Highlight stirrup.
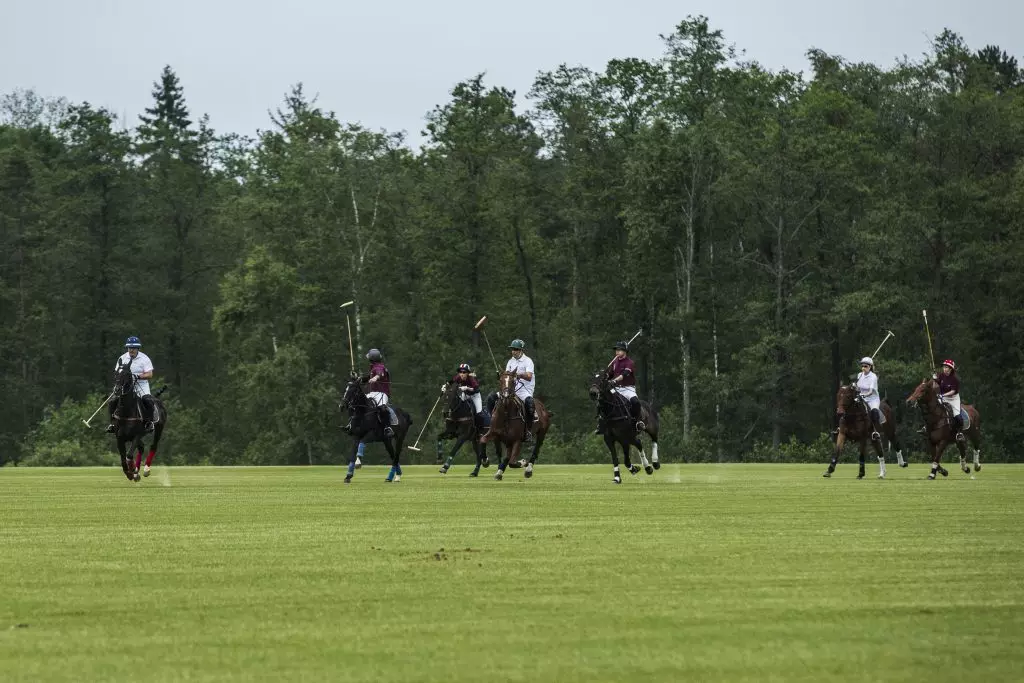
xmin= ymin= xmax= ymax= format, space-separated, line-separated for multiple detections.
xmin=384 ymin=426 xmax=395 ymax=438
xmin=635 ymin=420 xmax=645 ymax=432
xmin=955 ymin=432 xmax=965 ymax=442
xmin=105 ymin=424 xmax=116 ymax=433
xmin=870 ymin=430 xmax=880 ymax=441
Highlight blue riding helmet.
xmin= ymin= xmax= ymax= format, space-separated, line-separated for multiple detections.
xmin=125 ymin=336 xmax=142 ymax=349
xmin=458 ymin=363 xmax=472 ymax=373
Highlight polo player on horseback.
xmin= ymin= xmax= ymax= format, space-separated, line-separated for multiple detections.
xmin=595 ymin=340 xmax=645 ymax=434
xmin=448 ymin=362 xmax=484 ymax=422
xmin=938 ymin=359 xmax=965 ymax=442
xmin=354 ymin=348 xmax=399 ymax=437
xmin=855 ymin=356 xmax=883 ymax=441
xmin=106 ymin=335 xmax=158 ymax=433
xmin=487 ymin=339 xmax=536 ymax=442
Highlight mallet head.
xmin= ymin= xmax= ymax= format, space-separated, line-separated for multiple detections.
xmin=340 ymin=301 xmax=354 ymax=309
xmin=474 ymin=315 xmax=487 ymax=330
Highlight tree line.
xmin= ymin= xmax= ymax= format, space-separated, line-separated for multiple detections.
xmin=3 ymin=17 xmax=1023 ymax=466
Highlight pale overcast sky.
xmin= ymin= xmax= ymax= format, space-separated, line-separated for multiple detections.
xmin=2 ymin=0 xmax=1021 ymax=144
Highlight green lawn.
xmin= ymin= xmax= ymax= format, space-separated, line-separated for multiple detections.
xmin=1 ymin=463 xmax=1022 ymax=682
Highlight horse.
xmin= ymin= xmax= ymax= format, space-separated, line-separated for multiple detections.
xmin=906 ymin=378 xmax=982 ymax=478
xmin=340 ymin=380 xmax=413 ymax=483
xmin=824 ymin=384 xmax=904 ymax=479
xmin=436 ymin=381 xmax=492 ymax=477
xmin=110 ymin=360 xmax=167 ymax=482
xmin=587 ymin=372 xmax=660 ymax=484
xmin=480 ymin=369 xmax=551 ymax=480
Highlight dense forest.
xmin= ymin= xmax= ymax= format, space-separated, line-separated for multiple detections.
xmin=3 ymin=18 xmax=1023 ymax=466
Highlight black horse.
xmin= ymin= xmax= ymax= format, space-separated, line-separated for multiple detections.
xmin=111 ymin=360 xmax=167 ymax=482
xmin=436 ymin=382 xmax=492 ymax=477
xmin=588 ymin=372 xmax=660 ymax=484
xmin=340 ymin=380 xmax=413 ymax=483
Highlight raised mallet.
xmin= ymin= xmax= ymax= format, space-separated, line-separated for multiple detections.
xmin=340 ymin=301 xmax=355 ymax=374
xmin=871 ymin=330 xmax=895 ymax=359
xmin=923 ymin=309 xmax=937 ymax=373
xmin=607 ymin=328 xmax=643 ymax=368
xmin=83 ymin=390 xmax=116 ymax=428
xmin=407 ymin=392 xmax=443 ymax=452
xmin=475 ymin=315 xmax=500 ymax=372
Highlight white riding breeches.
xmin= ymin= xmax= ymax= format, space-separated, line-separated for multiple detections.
xmin=613 ymin=386 xmax=637 ymax=401
xmin=515 ymin=386 xmax=532 ymax=402
xmin=861 ymin=395 xmax=880 ymax=411
xmin=941 ymin=394 xmax=961 ymax=416
xmin=366 ymin=392 xmax=390 ymax=407
xmin=466 ymin=393 xmax=483 ymax=413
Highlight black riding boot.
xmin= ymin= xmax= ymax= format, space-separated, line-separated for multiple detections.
xmin=143 ymin=396 xmax=155 ymax=432
xmin=953 ymin=415 xmax=965 ymax=442
xmin=869 ymin=408 xmax=882 ymax=441
xmin=524 ymin=398 xmax=535 ymax=442
xmin=629 ymin=397 xmax=645 ymax=431
xmin=379 ymin=407 xmax=394 ymax=437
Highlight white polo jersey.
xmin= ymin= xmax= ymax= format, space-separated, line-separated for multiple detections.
xmin=505 ymin=354 xmax=535 ymax=399
xmin=116 ymin=352 xmax=154 ymax=396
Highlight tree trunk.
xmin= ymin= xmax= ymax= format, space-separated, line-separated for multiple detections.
xmin=513 ymin=217 xmax=539 ymax=349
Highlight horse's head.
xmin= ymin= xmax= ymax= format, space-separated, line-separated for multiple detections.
xmin=907 ymin=377 xmax=938 ymax=407
xmin=341 ymin=378 xmax=368 ymax=411
xmin=441 ymin=381 xmax=466 ymax=414
xmin=497 ymin=370 xmax=517 ymax=400
xmin=588 ymin=372 xmax=610 ymax=401
xmin=112 ymin=360 xmax=136 ymax=399
xmin=835 ymin=384 xmax=858 ymax=417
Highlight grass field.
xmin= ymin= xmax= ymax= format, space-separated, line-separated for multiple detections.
xmin=2 ymin=463 xmax=1023 ymax=682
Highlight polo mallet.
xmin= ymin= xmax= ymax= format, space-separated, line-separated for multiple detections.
xmin=340 ymin=301 xmax=355 ymax=374
xmin=475 ymin=315 xmax=499 ymax=372
xmin=83 ymin=390 xmax=116 ymax=428
xmin=607 ymin=328 xmax=643 ymax=368
xmin=407 ymin=392 xmax=443 ymax=452
xmin=871 ymin=330 xmax=895 ymax=359
xmin=923 ymin=309 xmax=937 ymax=374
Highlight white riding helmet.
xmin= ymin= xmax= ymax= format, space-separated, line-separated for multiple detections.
xmin=860 ymin=356 xmax=874 ymax=367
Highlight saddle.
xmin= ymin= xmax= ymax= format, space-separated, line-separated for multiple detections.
xmin=944 ymin=404 xmax=971 ymax=431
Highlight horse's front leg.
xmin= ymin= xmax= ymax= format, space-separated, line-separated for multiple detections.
xmin=623 ymin=440 xmax=640 ymax=476
xmin=344 ymin=438 xmax=362 ymax=483
xmin=870 ymin=432 xmax=886 ymax=479
xmin=634 ymin=436 xmax=653 ymax=475
xmin=606 ymin=435 xmax=622 ymax=484
xmin=441 ymin=436 xmax=465 ymax=474
xmin=117 ymin=437 xmax=133 ymax=481
xmin=824 ymin=427 xmax=846 ymax=477
xmin=928 ymin=441 xmax=950 ymax=479
xmin=383 ymin=437 xmax=402 ymax=482
xmin=857 ymin=439 xmax=866 ymax=479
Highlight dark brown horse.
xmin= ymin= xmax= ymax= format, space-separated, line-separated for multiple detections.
xmin=906 ymin=378 xmax=982 ymax=479
xmin=588 ymin=372 xmax=659 ymax=483
xmin=480 ymin=370 xmax=551 ymax=480
xmin=823 ymin=384 xmax=904 ymax=479
xmin=111 ymin=360 xmax=168 ymax=482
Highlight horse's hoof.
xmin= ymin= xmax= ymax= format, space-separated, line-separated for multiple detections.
xmin=482 ymin=458 xmax=490 ymax=468
xmin=927 ymin=473 xmax=937 ymax=480
xmin=494 ymin=472 xmax=503 ymax=481
xmin=384 ymin=478 xmax=393 ymax=483
xmin=974 ymin=463 xmax=982 ymax=472
xmin=629 ymin=464 xmax=641 ymax=476
xmin=877 ymin=473 xmax=885 ymax=479
xmin=439 ymin=466 xmax=449 ymax=475
xmin=524 ymin=464 xmax=533 ymax=479
xmin=644 ymin=465 xmax=654 ymax=476
xmin=354 ymin=458 xmax=362 ymax=469
xmin=822 ymin=470 xmax=832 ymax=478
xmin=393 ymin=475 xmax=401 ymax=483
xmin=344 ymin=475 xmax=352 ymax=484
xmin=652 ymin=461 xmax=661 ymax=470
xmin=133 ymin=472 xmax=141 ymax=482
xmin=468 ymin=471 xmax=478 ymax=477
xmin=857 ymin=472 xmax=865 ymax=480
xmin=613 ymin=475 xmax=622 ymax=484
xmin=961 ymin=466 xmax=970 ymax=474
xmin=940 ymin=468 xmax=949 ymax=477
xmin=143 ymin=465 xmax=151 ymax=477
xmin=899 ymin=462 xmax=909 ymax=468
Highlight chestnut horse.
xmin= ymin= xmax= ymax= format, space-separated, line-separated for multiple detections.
xmin=906 ymin=378 xmax=982 ymax=479
xmin=824 ymin=384 xmax=905 ymax=479
xmin=480 ymin=370 xmax=551 ymax=480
